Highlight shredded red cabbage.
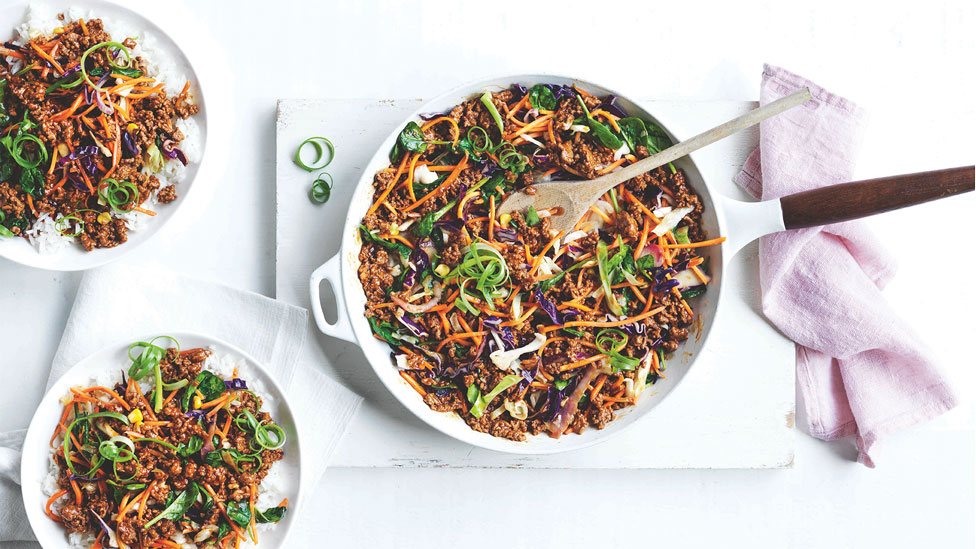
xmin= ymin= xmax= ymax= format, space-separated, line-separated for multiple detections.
xmin=161 ymin=138 xmax=188 ymax=166
xmin=599 ymin=94 xmax=629 ymax=118
xmin=224 ymin=378 xmax=247 ymax=390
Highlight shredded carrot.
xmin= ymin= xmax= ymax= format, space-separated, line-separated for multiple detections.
xmin=598 ymin=157 xmax=627 ymax=175
xmin=421 ymin=116 xmax=460 ymax=144
xmin=528 ymin=231 xmax=565 ymax=275
xmin=366 ymin=153 xmax=410 ymax=216
xmin=82 ymin=386 xmax=130 ymax=410
xmin=46 ymin=489 xmax=68 ymax=521
xmin=542 ymin=306 xmax=665 ymax=333
xmin=660 ymin=237 xmax=727 ymax=249
xmin=690 ymin=265 xmax=710 ymax=284
xmin=404 ymin=153 xmax=468 ymax=212
xmin=400 ymin=371 xmax=427 ymax=396
xmin=378 ymin=232 xmax=414 ymax=249
xmin=31 ymin=41 xmax=64 ymax=74
xmin=70 ymin=478 xmax=82 ymax=505
xmin=503 ymin=114 xmax=553 ymax=140
xmin=137 ymin=480 xmax=157 ymax=519
xmin=589 ymin=205 xmax=612 ymax=223
xmin=488 ymin=195 xmax=495 ymax=242
xmin=558 ymin=354 xmax=608 ymax=372
xmin=79 ymin=18 xmax=88 ymax=35
xmin=403 ymin=153 xmax=421 ymax=202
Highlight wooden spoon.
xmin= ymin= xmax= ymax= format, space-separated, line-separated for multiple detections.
xmin=498 ymin=88 xmax=815 ymax=234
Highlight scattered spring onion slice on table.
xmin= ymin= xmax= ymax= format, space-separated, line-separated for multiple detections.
xmin=295 ymin=136 xmax=336 ymax=203
xmin=310 ymin=172 xmax=333 ymax=204
xmin=294 ymin=136 xmax=335 ymax=172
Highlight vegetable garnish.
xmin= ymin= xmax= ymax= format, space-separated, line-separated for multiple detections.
xmin=310 ymin=172 xmax=333 ymax=204
xmin=294 ymin=136 xmax=335 ymax=172
xmin=80 ymin=41 xmax=132 ymax=91
xmin=294 ymin=136 xmax=336 ymax=204
xmin=359 ymin=83 xmax=719 ymax=440
xmin=480 ymin=91 xmax=505 ymax=135
xmin=47 ymin=336 xmax=289 ymax=545
xmin=98 ymin=178 xmax=139 ymax=213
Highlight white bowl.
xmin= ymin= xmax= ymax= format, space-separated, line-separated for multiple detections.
xmin=0 ymin=0 xmax=213 ymax=271
xmin=21 ymin=332 xmax=303 ymax=548
xmin=310 ymin=74 xmax=733 ymax=454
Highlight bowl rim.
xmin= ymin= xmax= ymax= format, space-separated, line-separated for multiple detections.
xmin=20 ymin=330 xmax=304 ymax=548
xmin=0 ymin=0 xmax=212 ymax=271
xmin=329 ymin=72 xmax=730 ymax=454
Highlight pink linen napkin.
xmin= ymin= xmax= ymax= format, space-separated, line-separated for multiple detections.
xmin=734 ymin=64 xmax=957 ymax=467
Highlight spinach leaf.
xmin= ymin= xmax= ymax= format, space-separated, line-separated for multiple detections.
xmin=412 ymin=197 xmax=456 ymax=238
xmin=359 ymin=225 xmax=410 ymax=259
xmin=636 ymin=254 xmax=657 ymax=273
xmin=225 ymin=501 xmax=251 ymax=528
xmin=479 ymin=174 xmax=508 ymax=201
xmin=644 ymin=122 xmax=672 ymax=153
xmin=525 ymin=206 xmax=541 ymax=227
xmin=617 ymin=117 xmax=648 ymax=152
xmin=196 ymin=482 xmax=214 ymax=514
xmin=195 ymin=371 xmax=226 ymax=402
xmin=255 ymin=506 xmax=288 ymax=524
xmin=398 ymin=122 xmax=428 ymax=154
xmin=681 ymin=286 xmax=706 ymax=300
xmin=369 ymin=317 xmax=400 ymax=346
xmin=586 ymin=117 xmax=623 ymax=150
xmin=576 ymin=94 xmax=623 ymax=150
xmin=178 ymin=435 xmax=203 ymax=457
xmin=528 ymin=84 xmax=557 ymax=111
xmin=554 ymin=378 xmax=571 ymax=390
xmin=216 ymin=521 xmax=230 ymax=541
xmin=144 ymin=483 xmax=198 ymax=529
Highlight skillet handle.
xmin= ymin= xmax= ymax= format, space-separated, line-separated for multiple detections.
xmin=781 ymin=166 xmax=974 ymax=229
xmin=309 ymin=254 xmax=357 ymax=343
xmin=717 ymin=195 xmax=786 ymax=256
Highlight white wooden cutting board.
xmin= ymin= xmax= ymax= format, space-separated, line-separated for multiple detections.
xmin=275 ymin=98 xmax=795 ymax=468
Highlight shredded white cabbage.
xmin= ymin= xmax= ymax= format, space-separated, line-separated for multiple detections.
xmin=489 ymin=333 xmax=546 ymax=371
xmin=652 ymin=206 xmax=694 ymax=236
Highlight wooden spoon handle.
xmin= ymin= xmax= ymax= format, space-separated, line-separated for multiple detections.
xmin=780 ymin=166 xmax=974 ymax=230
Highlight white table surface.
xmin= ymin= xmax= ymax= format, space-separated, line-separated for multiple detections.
xmin=1 ymin=0 xmax=973 ymax=547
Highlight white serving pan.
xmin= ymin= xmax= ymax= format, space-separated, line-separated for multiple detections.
xmin=21 ymin=332 xmax=303 ymax=548
xmin=309 ymin=75 xmax=785 ymax=454
xmin=0 ymin=0 xmax=219 ymax=271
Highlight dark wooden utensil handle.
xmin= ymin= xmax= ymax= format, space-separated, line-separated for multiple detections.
xmin=781 ymin=166 xmax=974 ymax=230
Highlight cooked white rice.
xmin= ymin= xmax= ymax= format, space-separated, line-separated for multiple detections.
xmin=44 ymin=348 xmax=283 ymax=549
xmin=7 ymin=5 xmax=201 ymax=254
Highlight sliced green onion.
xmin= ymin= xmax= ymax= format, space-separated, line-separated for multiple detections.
xmin=55 ymin=214 xmax=85 ymax=237
xmin=309 ymin=172 xmax=333 ymax=204
xmin=132 ymin=437 xmax=181 ymax=452
xmin=127 ymin=336 xmax=179 ymax=413
xmin=467 ymin=126 xmax=493 ymax=153
xmin=98 ymin=179 xmax=139 ymax=213
xmin=161 ymin=379 xmax=188 ymax=391
xmin=448 ymin=242 xmax=510 ymax=310
xmin=597 ymin=240 xmax=625 ymax=316
xmin=480 ymin=91 xmax=505 ymax=135
xmin=62 ymin=411 xmax=129 ymax=477
xmin=7 ymin=133 xmax=49 ymax=169
xmin=294 ymin=137 xmax=334 ymax=172
xmin=80 ymin=41 xmax=132 ymax=91
xmin=234 ymin=409 xmax=286 ymax=451
xmin=596 ymin=328 xmax=639 ymax=372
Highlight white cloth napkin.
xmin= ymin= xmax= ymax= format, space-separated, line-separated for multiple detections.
xmin=0 ymin=263 xmax=362 ymax=545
